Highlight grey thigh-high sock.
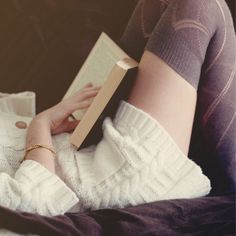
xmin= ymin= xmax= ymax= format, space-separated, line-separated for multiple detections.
xmin=120 ymin=0 xmax=236 ymax=194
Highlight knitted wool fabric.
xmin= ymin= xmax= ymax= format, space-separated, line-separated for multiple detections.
xmin=54 ymin=101 xmax=211 ymax=212
xmin=0 ymin=99 xmax=211 ymax=216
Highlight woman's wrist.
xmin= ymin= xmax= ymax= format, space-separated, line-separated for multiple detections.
xmin=26 ymin=116 xmax=51 ymax=144
xmin=24 ymin=115 xmax=56 ymax=173
xmin=30 ymin=114 xmax=51 ymax=130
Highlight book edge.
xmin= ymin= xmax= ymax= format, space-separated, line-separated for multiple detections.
xmin=69 ymin=61 xmax=137 ymax=148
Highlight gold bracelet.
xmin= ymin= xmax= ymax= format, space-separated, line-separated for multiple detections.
xmin=23 ymin=144 xmax=56 ymax=161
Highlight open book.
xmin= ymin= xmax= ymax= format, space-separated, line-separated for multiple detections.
xmin=63 ymin=32 xmax=138 ymax=149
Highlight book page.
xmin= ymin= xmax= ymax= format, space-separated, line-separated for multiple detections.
xmin=63 ymin=33 xmax=128 ymax=119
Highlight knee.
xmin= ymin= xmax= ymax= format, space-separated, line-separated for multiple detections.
xmin=172 ymin=0 xmax=217 ymax=14
xmin=170 ymin=0 xmax=220 ymax=36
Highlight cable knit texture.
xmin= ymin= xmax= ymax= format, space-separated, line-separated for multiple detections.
xmin=54 ymin=101 xmax=211 ymax=212
xmin=0 ymin=93 xmax=211 ymax=216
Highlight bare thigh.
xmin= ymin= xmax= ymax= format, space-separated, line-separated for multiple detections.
xmin=128 ymin=50 xmax=197 ymax=155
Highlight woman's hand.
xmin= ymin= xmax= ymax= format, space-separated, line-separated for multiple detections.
xmin=23 ymin=83 xmax=100 ymax=172
xmin=34 ymin=83 xmax=100 ymax=135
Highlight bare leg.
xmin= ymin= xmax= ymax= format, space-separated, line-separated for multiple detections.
xmin=128 ymin=51 xmax=196 ymax=155
xmin=122 ymin=0 xmax=236 ymax=193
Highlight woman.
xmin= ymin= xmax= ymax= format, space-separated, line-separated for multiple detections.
xmin=0 ymin=0 xmax=235 ymax=216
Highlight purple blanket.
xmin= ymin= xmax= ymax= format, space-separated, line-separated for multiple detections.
xmin=0 ymin=195 xmax=235 ymax=236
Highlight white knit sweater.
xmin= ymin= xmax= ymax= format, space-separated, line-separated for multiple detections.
xmin=0 ymin=92 xmax=211 ymax=216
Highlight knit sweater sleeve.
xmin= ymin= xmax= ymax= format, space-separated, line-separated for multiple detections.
xmin=75 ymin=101 xmax=211 ymax=211
xmin=0 ymin=160 xmax=79 ymax=216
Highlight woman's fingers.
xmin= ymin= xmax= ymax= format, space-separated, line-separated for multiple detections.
xmin=52 ymin=119 xmax=80 ymax=135
xmin=60 ymin=84 xmax=101 ymax=117
xmin=69 ymin=86 xmax=100 ymax=103
xmin=65 ymin=119 xmax=80 ymax=132
xmin=65 ymin=91 xmax=98 ymax=114
xmin=81 ymin=84 xmax=100 ymax=92
xmin=83 ymin=82 xmax=93 ymax=88
xmin=72 ymin=97 xmax=95 ymax=110
xmin=78 ymin=88 xmax=100 ymax=100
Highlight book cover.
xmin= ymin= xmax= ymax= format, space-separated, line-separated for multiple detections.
xmin=63 ymin=32 xmax=138 ymax=149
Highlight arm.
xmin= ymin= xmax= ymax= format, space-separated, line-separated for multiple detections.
xmin=0 ymin=83 xmax=100 ymax=216
xmin=24 ymin=83 xmax=100 ymax=172
xmin=24 ymin=119 xmax=56 ymax=172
